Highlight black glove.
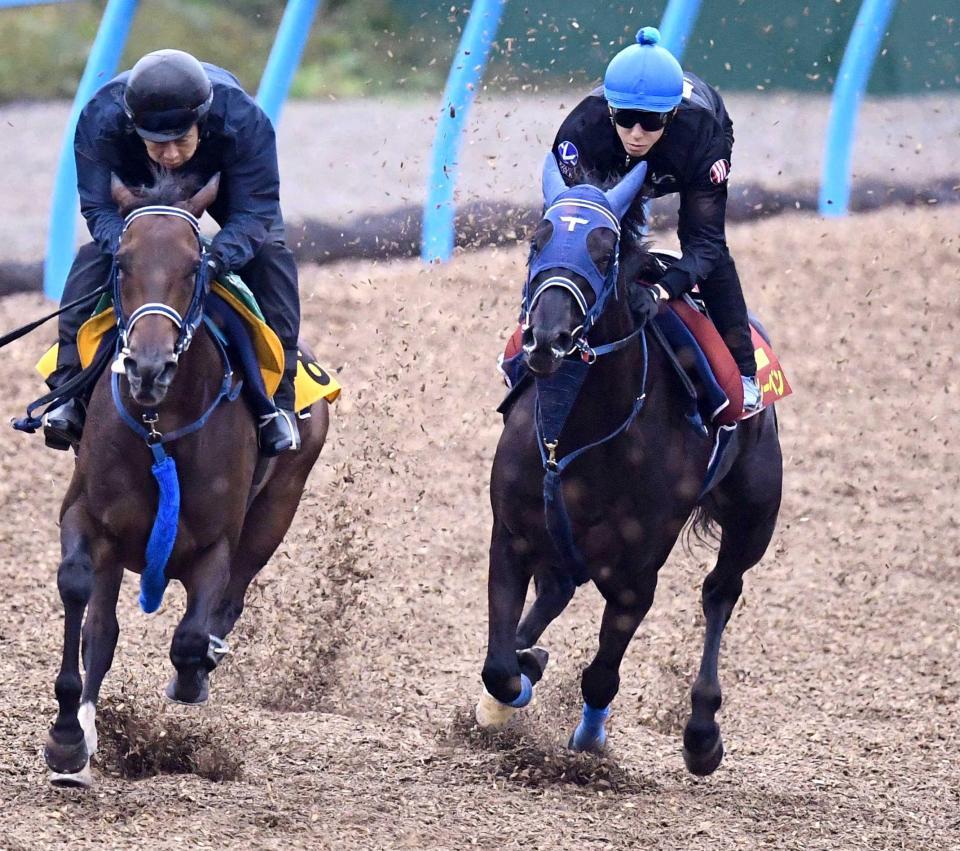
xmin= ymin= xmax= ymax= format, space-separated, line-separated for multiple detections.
xmin=204 ymin=256 xmax=225 ymax=283
xmin=627 ymin=283 xmax=663 ymax=326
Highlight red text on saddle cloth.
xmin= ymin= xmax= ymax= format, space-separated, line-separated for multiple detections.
xmin=669 ymin=298 xmax=792 ymax=424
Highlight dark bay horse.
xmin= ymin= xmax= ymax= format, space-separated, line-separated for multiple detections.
xmin=476 ymin=154 xmax=782 ymax=775
xmin=44 ymin=173 xmax=328 ymax=786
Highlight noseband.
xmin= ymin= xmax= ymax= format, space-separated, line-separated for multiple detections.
xmin=113 ymin=205 xmax=210 ymax=361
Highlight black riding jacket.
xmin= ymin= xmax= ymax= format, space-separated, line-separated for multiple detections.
xmin=74 ymin=63 xmax=282 ymax=274
xmin=552 ymin=72 xmax=734 ymax=299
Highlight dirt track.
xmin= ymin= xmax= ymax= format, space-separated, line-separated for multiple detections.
xmin=0 ymin=205 xmax=957 ymax=849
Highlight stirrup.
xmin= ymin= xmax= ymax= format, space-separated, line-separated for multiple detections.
xmin=741 ymin=375 xmax=762 ymax=412
xmin=257 ymin=409 xmax=301 ymax=455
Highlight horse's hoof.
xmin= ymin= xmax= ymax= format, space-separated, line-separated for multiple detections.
xmin=475 ymin=688 xmax=518 ymax=731
xmin=683 ymin=732 xmax=724 ymax=776
xmin=517 ymin=646 xmax=549 ymax=683
xmin=567 ymin=730 xmax=606 ymax=753
xmin=44 ymin=734 xmax=89 ymax=777
xmin=49 ymin=760 xmax=93 ymax=789
xmin=163 ymin=673 xmax=209 ymax=706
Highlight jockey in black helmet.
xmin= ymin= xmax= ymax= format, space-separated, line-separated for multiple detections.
xmin=551 ymin=27 xmax=762 ymax=412
xmin=43 ymin=48 xmax=302 ymax=455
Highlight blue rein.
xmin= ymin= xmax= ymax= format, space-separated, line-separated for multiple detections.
xmin=535 ymin=333 xmax=648 ymax=587
xmin=110 ymin=206 xmax=241 ymax=614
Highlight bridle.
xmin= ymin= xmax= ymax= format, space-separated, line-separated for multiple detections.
xmin=522 ymin=193 xmax=641 ymax=363
xmin=113 ymin=205 xmax=211 ymax=363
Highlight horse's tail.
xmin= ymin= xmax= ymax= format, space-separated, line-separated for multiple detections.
xmin=683 ymin=504 xmax=721 ymax=556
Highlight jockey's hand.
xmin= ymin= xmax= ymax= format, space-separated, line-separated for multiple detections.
xmin=205 ymin=256 xmax=224 ymax=283
xmin=628 ymin=283 xmax=665 ymax=326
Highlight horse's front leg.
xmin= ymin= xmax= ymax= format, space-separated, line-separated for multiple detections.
xmin=476 ymin=520 xmax=534 ymax=730
xmin=165 ymin=538 xmax=231 ymax=705
xmin=45 ymin=504 xmax=96 ymax=786
xmin=73 ymin=548 xmax=125 ymax=778
xmin=569 ymin=571 xmax=658 ymax=752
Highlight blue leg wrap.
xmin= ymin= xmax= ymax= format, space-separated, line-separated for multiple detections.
xmin=507 ymin=674 xmax=534 ymax=708
xmin=571 ymin=702 xmax=610 ymax=751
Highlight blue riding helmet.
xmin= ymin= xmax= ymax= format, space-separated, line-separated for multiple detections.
xmin=603 ymin=26 xmax=684 ymax=112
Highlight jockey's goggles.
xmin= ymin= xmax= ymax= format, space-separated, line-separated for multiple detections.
xmin=610 ymin=107 xmax=675 ymax=131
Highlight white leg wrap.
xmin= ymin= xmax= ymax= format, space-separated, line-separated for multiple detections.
xmin=475 ymin=688 xmax=519 ymax=730
xmin=78 ymin=702 xmax=97 ymax=756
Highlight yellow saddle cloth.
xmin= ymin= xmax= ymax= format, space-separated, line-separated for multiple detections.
xmin=36 ymin=281 xmax=341 ymax=412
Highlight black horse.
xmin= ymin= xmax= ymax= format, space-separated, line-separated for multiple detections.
xmin=476 ymin=154 xmax=782 ymax=775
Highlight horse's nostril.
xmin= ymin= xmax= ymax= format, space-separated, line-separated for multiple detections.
xmin=158 ymin=361 xmax=178 ymax=386
xmin=521 ymin=327 xmax=534 ymax=349
xmin=555 ymin=332 xmax=573 ymax=354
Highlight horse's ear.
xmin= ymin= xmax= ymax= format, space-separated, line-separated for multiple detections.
xmin=180 ymin=172 xmax=220 ymax=218
xmin=111 ymin=173 xmax=139 ymax=215
xmin=604 ymin=161 xmax=648 ymax=219
xmin=541 ymin=151 xmax=568 ymax=205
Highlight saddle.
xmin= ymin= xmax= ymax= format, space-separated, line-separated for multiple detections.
xmin=35 ymin=272 xmax=341 ymax=414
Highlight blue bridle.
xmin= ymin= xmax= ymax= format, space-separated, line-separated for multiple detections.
xmin=524 ymin=163 xmax=650 ymax=587
xmin=111 ymin=205 xmax=240 ymax=614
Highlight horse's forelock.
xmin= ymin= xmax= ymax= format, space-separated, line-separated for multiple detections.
xmin=124 ymin=169 xmax=203 ymax=212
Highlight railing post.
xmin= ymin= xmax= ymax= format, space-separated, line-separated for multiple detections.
xmin=421 ymin=0 xmax=505 ymax=263
xmin=819 ymin=0 xmax=898 ymax=216
xmin=659 ymin=0 xmax=703 ymax=57
xmin=42 ymin=0 xmax=138 ymax=300
xmin=256 ymin=0 xmax=324 ymax=127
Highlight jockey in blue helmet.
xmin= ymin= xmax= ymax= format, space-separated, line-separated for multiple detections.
xmin=551 ymin=27 xmax=761 ymax=411
xmin=42 ymin=49 xmax=302 ymax=455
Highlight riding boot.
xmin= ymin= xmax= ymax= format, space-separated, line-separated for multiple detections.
xmin=43 ymin=398 xmax=86 ymax=451
xmin=42 ymin=243 xmax=113 ymax=450
xmin=697 ymin=253 xmax=757 ymax=377
xmin=258 ymin=355 xmax=300 ymax=456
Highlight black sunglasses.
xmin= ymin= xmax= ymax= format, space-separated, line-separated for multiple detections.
xmin=611 ymin=108 xmax=675 ymax=131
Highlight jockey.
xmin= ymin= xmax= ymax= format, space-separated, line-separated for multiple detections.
xmin=551 ymin=27 xmax=761 ymax=411
xmin=43 ymin=49 xmax=302 ymax=454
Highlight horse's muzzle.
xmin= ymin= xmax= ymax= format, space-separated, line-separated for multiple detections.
xmin=522 ymin=325 xmax=576 ymax=376
xmin=124 ymin=355 xmax=178 ymax=405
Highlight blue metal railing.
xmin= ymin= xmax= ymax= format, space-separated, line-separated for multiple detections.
xmin=818 ymin=0 xmax=897 ymax=216
xmin=0 ymin=0 xmax=72 ymax=6
xmin=257 ymin=0 xmax=324 ymax=127
xmin=42 ymin=0 xmax=138 ymax=300
xmin=420 ymin=0 xmax=505 ymax=263
xmin=659 ymin=0 xmax=703 ymax=56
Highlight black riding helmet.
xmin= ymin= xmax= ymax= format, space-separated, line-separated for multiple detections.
xmin=123 ymin=49 xmax=213 ymax=142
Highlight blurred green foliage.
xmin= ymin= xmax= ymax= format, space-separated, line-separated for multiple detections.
xmin=0 ymin=0 xmax=955 ymax=103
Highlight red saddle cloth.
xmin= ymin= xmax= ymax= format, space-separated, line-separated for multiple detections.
xmin=669 ymin=298 xmax=792 ymax=424
xmin=499 ymin=301 xmax=792 ymax=425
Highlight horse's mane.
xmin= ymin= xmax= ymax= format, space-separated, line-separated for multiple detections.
xmin=126 ymin=168 xmax=201 ymax=212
